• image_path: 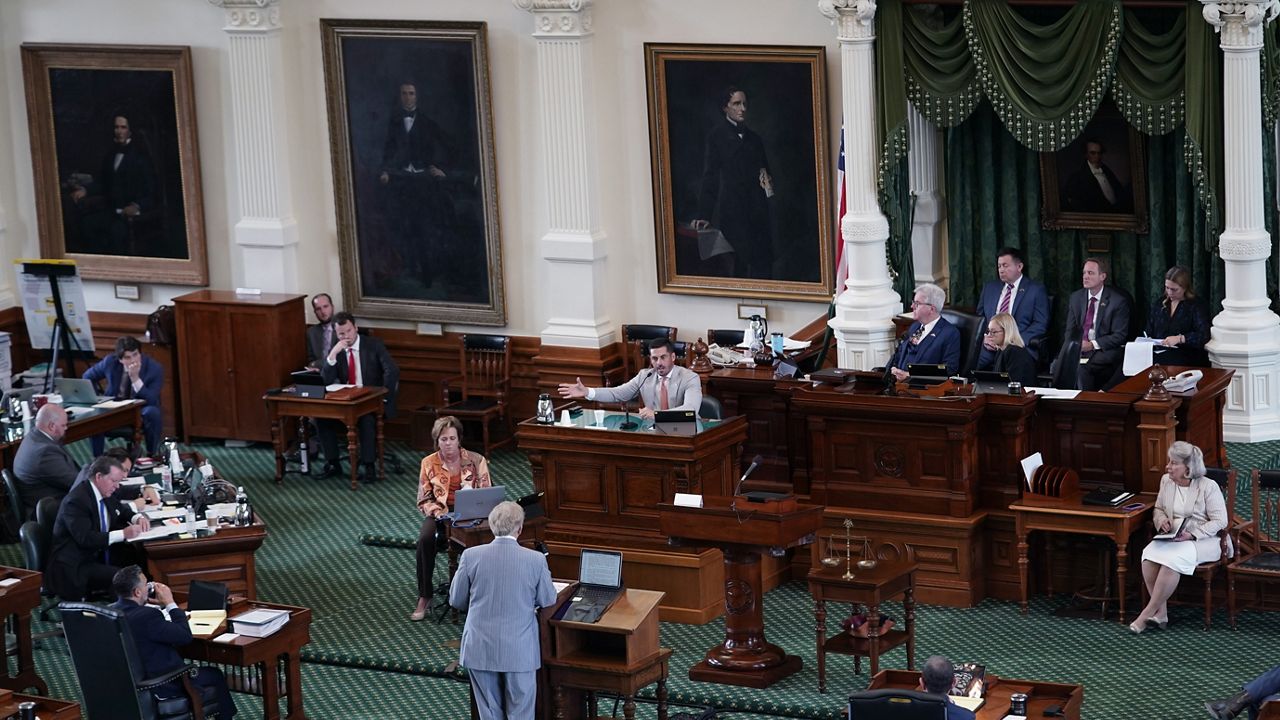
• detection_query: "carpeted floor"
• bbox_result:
[7,437,1279,719]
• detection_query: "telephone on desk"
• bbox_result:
[1163,369,1203,392]
[707,344,748,367]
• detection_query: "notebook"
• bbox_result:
[451,485,506,522]
[562,549,624,624]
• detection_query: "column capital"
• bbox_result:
[514,0,594,37]
[207,0,281,33]
[818,0,877,42]
[1201,1,1280,47]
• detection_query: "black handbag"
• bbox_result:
[146,305,176,345]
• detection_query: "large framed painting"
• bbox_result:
[1040,101,1149,234]
[20,44,208,286]
[645,43,832,302]
[321,19,505,326]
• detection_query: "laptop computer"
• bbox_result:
[53,377,113,405]
[451,485,506,522]
[563,549,624,624]
[971,370,1011,395]
[653,409,697,436]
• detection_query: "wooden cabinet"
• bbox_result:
[174,291,305,442]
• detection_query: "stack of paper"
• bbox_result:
[230,608,290,638]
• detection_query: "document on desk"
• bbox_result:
[1020,452,1043,492]
[144,507,187,521]
[325,383,357,392]
[92,399,135,409]
[1122,340,1156,377]
[1028,388,1081,400]
[119,477,146,487]
[132,523,182,542]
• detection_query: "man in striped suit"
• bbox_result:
[449,501,557,720]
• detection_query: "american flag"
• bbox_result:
[834,123,848,298]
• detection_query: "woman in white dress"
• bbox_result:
[1130,441,1230,633]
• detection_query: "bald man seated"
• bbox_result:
[12,404,80,521]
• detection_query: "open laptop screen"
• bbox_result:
[579,549,622,588]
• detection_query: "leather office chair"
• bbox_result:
[939,308,983,377]
[60,601,219,720]
[699,396,723,420]
[847,689,947,719]
[1228,469,1280,628]
[621,325,678,377]
[19,514,62,640]
[2,469,25,528]
[439,334,512,456]
[706,329,745,347]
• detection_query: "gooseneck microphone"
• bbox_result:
[731,454,764,501]
[618,369,653,431]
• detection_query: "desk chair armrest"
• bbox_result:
[440,374,464,405]
[137,664,195,691]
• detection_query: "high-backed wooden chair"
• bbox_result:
[438,334,512,456]
[620,325,677,377]
[706,328,745,347]
[1228,468,1280,628]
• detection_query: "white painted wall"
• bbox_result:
[0,0,856,341]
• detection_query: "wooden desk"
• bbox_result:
[866,669,1083,720]
[0,567,46,695]
[546,589,670,720]
[0,400,143,472]
[264,387,387,490]
[1113,365,1233,471]
[180,602,311,720]
[7,691,80,719]
[142,516,267,602]
[807,559,916,692]
[1010,492,1154,623]
[518,413,748,623]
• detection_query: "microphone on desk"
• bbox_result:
[618,369,653,431]
[730,455,765,510]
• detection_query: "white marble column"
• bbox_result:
[208,0,300,292]
[1202,1,1280,441]
[515,0,612,348]
[820,0,902,370]
[908,102,947,288]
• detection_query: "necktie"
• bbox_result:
[1081,296,1098,348]
[100,499,110,563]
[323,324,333,353]
[998,284,1014,315]
[118,370,131,398]
[347,349,359,386]
[910,324,926,345]
[659,377,670,410]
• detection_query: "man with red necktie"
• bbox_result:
[975,247,1050,370]
[1054,257,1132,391]
[318,312,400,482]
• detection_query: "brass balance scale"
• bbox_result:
[821,518,878,579]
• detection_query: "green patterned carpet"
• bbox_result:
[7,437,1278,719]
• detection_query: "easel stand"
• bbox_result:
[20,262,86,391]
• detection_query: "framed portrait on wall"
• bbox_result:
[320,19,505,326]
[1040,101,1149,234]
[645,43,833,302]
[20,44,209,286]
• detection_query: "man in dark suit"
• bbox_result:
[449,501,556,720]
[317,312,400,482]
[1055,257,1132,391]
[47,456,150,601]
[919,655,977,720]
[83,335,163,456]
[12,404,79,521]
[305,292,338,368]
[68,114,158,255]
[72,447,160,512]
[976,247,1050,369]
[691,86,774,279]
[109,565,237,717]
[889,283,962,381]
[1063,139,1132,214]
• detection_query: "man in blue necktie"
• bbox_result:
[47,455,150,601]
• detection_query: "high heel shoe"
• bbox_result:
[1128,619,1146,634]
[409,599,432,622]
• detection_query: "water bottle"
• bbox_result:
[168,443,183,478]
[160,466,173,494]
[297,421,310,473]
[185,503,197,534]
[536,393,554,424]
[235,486,251,527]
[17,701,35,720]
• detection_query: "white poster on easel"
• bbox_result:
[13,259,95,353]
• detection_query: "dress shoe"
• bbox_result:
[318,461,342,479]
[410,598,432,621]
[358,463,380,484]
[1146,616,1169,630]
[1128,619,1145,634]
[1205,690,1252,719]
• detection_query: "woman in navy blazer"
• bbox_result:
[1145,266,1211,368]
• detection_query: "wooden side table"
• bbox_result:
[806,559,916,694]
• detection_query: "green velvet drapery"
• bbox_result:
[873,0,1262,314]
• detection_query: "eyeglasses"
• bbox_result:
[910,300,935,309]
[984,328,1004,335]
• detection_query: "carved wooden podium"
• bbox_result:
[658,496,824,688]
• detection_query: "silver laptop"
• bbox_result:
[451,485,506,522]
[53,377,113,405]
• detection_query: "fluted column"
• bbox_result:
[820,0,902,370]
[208,0,299,292]
[908,102,947,287]
[1202,1,1280,441]
[515,0,612,348]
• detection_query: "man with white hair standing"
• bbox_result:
[449,501,556,720]
[888,283,962,381]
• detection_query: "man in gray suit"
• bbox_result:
[557,338,703,420]
[12,404,79,521]
[449,501,556,720]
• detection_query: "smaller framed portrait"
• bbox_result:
[21,44,208,286]
[1040,101,1148,234]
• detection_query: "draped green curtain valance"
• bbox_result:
[878,0,1224,239]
